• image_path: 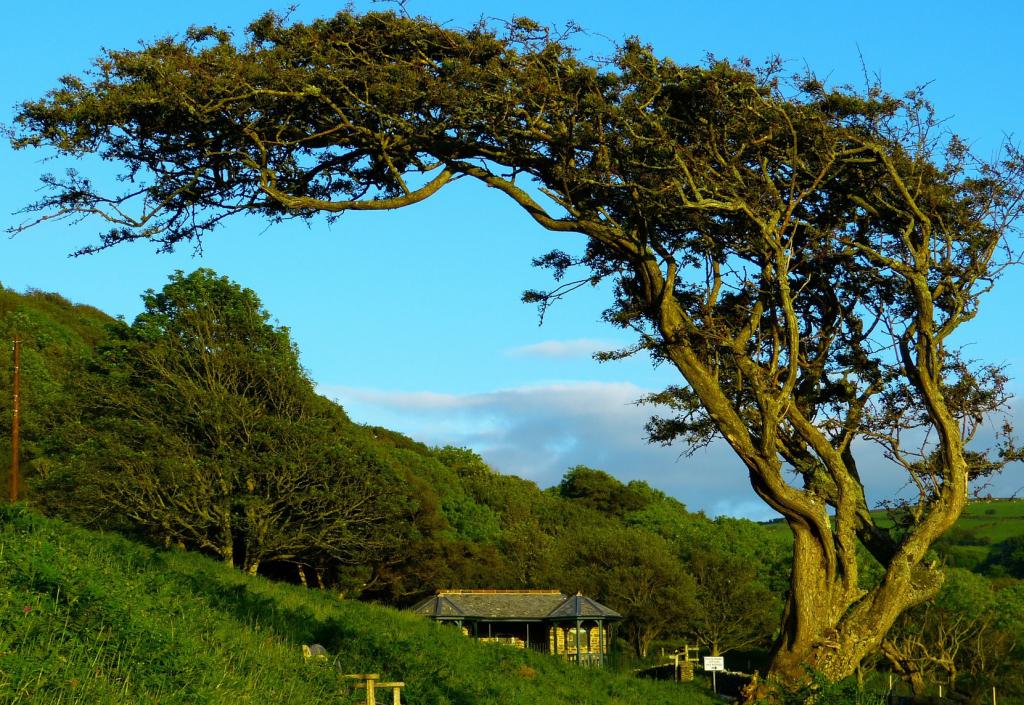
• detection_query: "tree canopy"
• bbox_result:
[11,9,1024,695]
[44,269,400,576]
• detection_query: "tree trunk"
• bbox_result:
[741,521,946,703]
[219,517,235,568]
[760,525,847,686]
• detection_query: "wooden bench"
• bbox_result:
[341,673,405,705]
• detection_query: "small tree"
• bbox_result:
[558,465,651,517]
[11,10,1024,694]
[881,569,1024,699]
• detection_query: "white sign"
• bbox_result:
[703,656,725,671]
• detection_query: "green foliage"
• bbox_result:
[687,550,781,656]
[0,506,717,705]
[627,493,790,597]
[557,466,652,517]
[885,568,1024,701]
[396,446,504,544]
[983,535,1024,578]
[0,286,115,499]
[563,524,697,659]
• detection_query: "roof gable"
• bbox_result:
[546,593,621,620]
[410,590,620,621]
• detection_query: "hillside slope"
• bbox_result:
[0,506,714,705]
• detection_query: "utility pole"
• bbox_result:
[10,337,20,503]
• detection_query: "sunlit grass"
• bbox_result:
[0,506,714,705]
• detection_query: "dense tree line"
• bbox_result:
[0,272,786,663]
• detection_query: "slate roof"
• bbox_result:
[410,590,621,621]
[546,593,621,620]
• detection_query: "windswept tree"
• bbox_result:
[11,10,1024,695]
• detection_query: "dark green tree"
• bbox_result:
[45,269,397,576]
[687,549,780,657]
[558,466,651,517]
[982,535,1024,578]
[563,524,697,659]
[11,10,1024,694]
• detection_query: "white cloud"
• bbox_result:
[504,339,620,359]
[320,380,768,518]
[316,381,1024,521]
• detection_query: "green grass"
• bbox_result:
[0,506,714,705]
[949,499,1024,543]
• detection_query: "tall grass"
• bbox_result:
[0,506,713,705]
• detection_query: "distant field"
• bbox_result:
[950,499,1024,543]
[759,498,1024,549]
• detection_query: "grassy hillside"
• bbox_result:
[0,506,715,705]
[942,498,1024,542]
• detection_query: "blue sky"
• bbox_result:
[2,1,1023,519]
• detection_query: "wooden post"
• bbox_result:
[343,674,383,705]
[599,621,605,668]
[9,338,20,503]
[377,682,404,705]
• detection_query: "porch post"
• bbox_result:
[575,619,582,665]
